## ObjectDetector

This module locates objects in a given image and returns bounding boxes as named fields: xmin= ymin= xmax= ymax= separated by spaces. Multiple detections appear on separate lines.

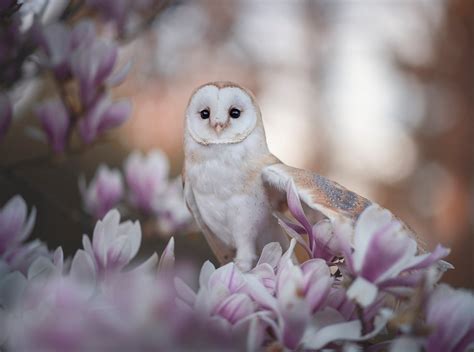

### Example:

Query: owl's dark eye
xmin=200 ymin=109 xmax=210 ymax=119
xmin=229 ymin=108 xmax=241 ymax=119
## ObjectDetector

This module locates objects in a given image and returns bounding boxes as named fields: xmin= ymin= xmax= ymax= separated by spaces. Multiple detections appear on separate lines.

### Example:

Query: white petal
xmin=0 ymin=271 xmax=28 ymax=310
xmin=70 ymin=249 xmax=96 ymax=288
xmin=278 ymin=238 xmax=297 ymax=274
xmin=127 ymin=221 xmax=142 ymax=260
xmin=158 ymin=237 xmax=175 ymax=271
xmin=199 ymin=260 xmax=216 ymax=288
xmin=18 ymin=206 xmax=36 ymax=242
xmin=244 ymin=274 xmax=278 ymax=311
xmin=130 ymin=252 xmax=158 ymax=274
xmin=346 ymin=276 xmax=378 ymax=308
xmin=82 ymin=234 xmax=94 ymax=258
xmin=257 ymin=242 xmax=282 ymax=268
xmin=303 ymin=319 xmax=362 ymax=349
xmin=27 ymin=256 xmax=57 ymax=282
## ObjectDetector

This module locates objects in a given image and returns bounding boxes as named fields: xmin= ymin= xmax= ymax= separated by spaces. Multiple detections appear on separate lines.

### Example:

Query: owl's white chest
xmin=185 ymin=141 xmax=272 ymax=247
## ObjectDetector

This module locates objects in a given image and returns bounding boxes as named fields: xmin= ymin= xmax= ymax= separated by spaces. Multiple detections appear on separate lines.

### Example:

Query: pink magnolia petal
xmin=174 ymin=277 xmax=196 ymax=307
xmin=97 ymin=99 xmax=131 ymax=133
xmin=0 ymin=195 xmax=31 ymax=251
xmin=359 ymin=221 xmax=416 ymax=283
xmin=199 ymin=260 xmax=216 ymax=289
xmin=286 ymin=179 xmax=315 ymax=250
xmin=209 ymin=263 xmax=245 ymax=293
xmin=353 ymin=205 xmax=393 ymax=271
xmin=106 ymin=60 xmax=132 ymax=87
xmin=35 ymin=99 xmax=70 ymax=153
xmin=158 ymin=237 xmax=175 ymax=272
xmin=249 ymin=263 xmax=276 ymax=294
xmin=277 ymin=217 xmax=311 ymax=256
xmin=70 ymin=250 xmax=97 ymax=287
xmin=215 ymin=293 xmax=254 ymax=325
xmin=403 ymin=244 xmax=451 ymax=272
xmin=256 ymin=242 xmax=282 ymax=268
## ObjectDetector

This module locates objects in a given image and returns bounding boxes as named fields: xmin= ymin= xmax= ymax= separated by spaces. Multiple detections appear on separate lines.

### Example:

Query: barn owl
xmin=183 ymin=81 xmax=382 ymax=271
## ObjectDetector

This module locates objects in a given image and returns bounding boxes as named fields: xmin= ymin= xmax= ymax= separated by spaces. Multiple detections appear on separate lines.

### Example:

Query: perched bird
xmin=183 ymin=81 xmax=397 ymax=271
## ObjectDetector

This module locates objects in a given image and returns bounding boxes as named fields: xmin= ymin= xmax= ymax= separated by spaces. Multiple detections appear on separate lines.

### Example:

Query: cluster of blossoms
xmin=79 ymin=149 xmax=193 ymax=234
xmin=34 ymin=19 xmax=132 ymax=152
xmin=1 ymin=187 xmax=473 ymax=351
xmin=0 ymin=0 xmax=34 ymax=142
xmin=0 ymin=0 xmax=134 ymax=151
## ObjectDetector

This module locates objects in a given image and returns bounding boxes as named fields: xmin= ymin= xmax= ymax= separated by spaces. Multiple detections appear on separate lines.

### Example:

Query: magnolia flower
xmin=78 ymin=96 xmax=132 ymax=144
xmin=35 ymin=98 xmax=70 ymax=153
xmin=124 ymin=150 xmax=170 ymax=214
xmin=175 ymin=260 xmax=260 ymax=335
xmin=79 ymin=165 xmax=124 ymax=219
xmin=82 ymin=209 xmax=141 ymax=274
xmin=3 ymin=239 xmax=49 ymax=274
xmin=276 ymin=259 xmax=333 ymax=348
xmin=0 ymin=195 xmax=36 ymax=254
xmin=155 ymin=177 xmax=194 ymax=234
xmin=424 ymin=284 xmax=474 ymax=352
xmin=35 ymin=20 xmax=96 ymax=80
xmin=0 ymin=93 xmax=12 ymax=141
xmin=279 ymin=180 xmax=348 ymax=262
xmin=71 ymin=39 xmax=118 ymax=107
xmin=343 ymin=205 xmax=451 ymax=307
xmin=35 ymin=22 xmax=72 ymax=79
xmin=245 ymin=240 xmax=335 ymax=349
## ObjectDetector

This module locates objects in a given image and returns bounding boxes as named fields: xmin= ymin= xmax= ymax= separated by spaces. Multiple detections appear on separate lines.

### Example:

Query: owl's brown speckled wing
xmin=262 ymin=163 xmax=372 ymax=222
xmin=183 ymin=181 xmax=235 ymax=265
xmin=262 ymin=163 xmax=426 ymax=250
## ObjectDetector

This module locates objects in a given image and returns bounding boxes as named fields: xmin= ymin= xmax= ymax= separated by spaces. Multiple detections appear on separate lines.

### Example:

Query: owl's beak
xmin=213 ymin=122 xmax=227 ymax=134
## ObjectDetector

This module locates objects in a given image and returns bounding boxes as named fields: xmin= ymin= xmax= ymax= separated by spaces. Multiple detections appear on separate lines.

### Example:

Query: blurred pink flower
xmin=425 ymin=284 xmax=474 ymax=352
xmin=0 ymin=195 xmax=36 ymax=254
xmin=155 ymin=177 xmax=194 ymax=234
xmin=343 ymin=205 xmax=451 ymax=307
xmin=280 ymin=180 xmax=347 ymax=262
xmin=176 ymin=260 xmax=260 ymax=333
xmin=124 ymin=150 xmax=170 ymax=214
xmin=35 ymin=19 xmax=131 ymax=145
xmin=0 ymin=92 xmax=12 ymax=141
xmin=276 ymin=259 xmax=333 ymax=348
xmin=70 ymin=39 xmax=117 ymax=107
xmin=3 ymin=239 xmax=49 ymax=274
xmin=79 ymin=165 xmax=124 ymax=219
xmin=35 ymin=20 xmax=96 ymax=80
xmin=78 ymin=96 xmax=132 ymax=144
xmin=35 ymin=98 xmax=70 ymax=153
xmin=82 ymin=209 xmax=141 ymax=274
xmin=244 ymin=240 xmax=335 ymax=349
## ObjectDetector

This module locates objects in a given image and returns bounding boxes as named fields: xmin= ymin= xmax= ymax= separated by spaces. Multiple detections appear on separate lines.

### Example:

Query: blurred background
xmin=1 ymin=0 xmax=472 ymax=288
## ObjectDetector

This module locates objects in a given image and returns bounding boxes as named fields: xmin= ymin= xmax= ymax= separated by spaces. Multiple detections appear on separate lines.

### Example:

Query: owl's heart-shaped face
xmin=185 ymin=84 xmax=259 ymax=145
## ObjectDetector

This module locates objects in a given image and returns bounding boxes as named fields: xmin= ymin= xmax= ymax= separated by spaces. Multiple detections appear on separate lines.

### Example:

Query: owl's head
xmin=185 ymin=82 xmax=263 ymax=145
